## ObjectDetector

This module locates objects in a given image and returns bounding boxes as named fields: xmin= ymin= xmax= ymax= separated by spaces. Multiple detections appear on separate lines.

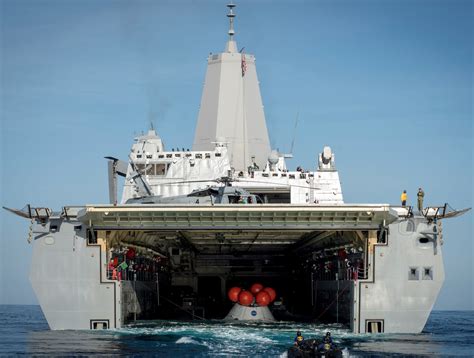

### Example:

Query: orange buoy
xmin=228 ymin=287 xmax=242 ymax=302
xmin=238 ymin=290 xmax=254 ymax=306
xmin=263 ymin=287 xmax=276 ymax=302
xmin=256 ymin=291 xmax=271 ymax=306
xmin=250 ymin=283 xmax=264 ymax=295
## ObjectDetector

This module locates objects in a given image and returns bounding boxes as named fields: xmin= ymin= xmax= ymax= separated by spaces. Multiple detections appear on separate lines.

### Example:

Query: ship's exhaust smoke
xmin=118 ymin=3 xmax=172 ymax=133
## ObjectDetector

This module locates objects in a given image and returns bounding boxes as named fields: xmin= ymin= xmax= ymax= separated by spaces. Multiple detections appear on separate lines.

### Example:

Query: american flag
xmin=241 ymin=52 xmax=247 ymax=77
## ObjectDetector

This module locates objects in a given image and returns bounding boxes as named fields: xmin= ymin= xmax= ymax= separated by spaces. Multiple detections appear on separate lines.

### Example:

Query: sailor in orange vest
xmin=401 ymin=190 xmax=407 ymax=206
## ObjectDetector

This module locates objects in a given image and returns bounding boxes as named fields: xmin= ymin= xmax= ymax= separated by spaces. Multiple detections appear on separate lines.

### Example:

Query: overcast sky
xmin=1 ymin=0 xmax=472 ymax=309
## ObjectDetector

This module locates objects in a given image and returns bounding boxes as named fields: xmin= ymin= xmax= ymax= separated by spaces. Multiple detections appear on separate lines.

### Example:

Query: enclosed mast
xmin=193 ymin=3 xmax=271 ymax=171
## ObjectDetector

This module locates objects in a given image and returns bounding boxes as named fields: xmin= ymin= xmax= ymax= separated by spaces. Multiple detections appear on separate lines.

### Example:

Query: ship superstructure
xmin=5 ymin=4 xmax=469 ymax=333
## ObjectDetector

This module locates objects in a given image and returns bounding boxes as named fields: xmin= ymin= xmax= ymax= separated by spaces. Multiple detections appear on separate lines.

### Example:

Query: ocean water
xmin=0 ymin=305 xmax=472 ymax=357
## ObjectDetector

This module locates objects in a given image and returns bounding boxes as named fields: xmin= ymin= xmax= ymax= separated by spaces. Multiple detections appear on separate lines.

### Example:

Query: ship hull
xmin=28 ymin=205 xmax=443 ymax=333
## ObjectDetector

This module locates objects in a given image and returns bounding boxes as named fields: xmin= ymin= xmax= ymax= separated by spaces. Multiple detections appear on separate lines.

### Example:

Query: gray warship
xmin=5 ymin=4 xmax=470 ymax=333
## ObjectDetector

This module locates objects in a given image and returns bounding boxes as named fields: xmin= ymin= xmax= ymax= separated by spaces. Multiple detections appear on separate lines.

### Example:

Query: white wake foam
xmin=176 ymin=336 xmax=200 ymax=345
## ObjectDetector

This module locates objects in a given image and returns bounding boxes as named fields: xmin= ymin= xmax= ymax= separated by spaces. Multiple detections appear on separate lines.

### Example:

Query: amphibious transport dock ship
xmin=6 ymin=4 xmax=469 ymax=333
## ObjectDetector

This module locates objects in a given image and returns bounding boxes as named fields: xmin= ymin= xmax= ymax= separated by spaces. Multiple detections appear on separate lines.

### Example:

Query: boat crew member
xmin=294 ymin=331 xmax=304 ymax=346
xmin=417 ymin=187 xmax=425 ymax=212
xmin=401 ymin=190 xmax=407 ymax=206
xmin=318 ymin=332 xmax=334 ymax=351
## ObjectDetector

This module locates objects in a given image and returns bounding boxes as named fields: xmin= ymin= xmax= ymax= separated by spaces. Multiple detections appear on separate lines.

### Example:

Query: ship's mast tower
xmin=192 ymin=3 xmax=271 ymax=171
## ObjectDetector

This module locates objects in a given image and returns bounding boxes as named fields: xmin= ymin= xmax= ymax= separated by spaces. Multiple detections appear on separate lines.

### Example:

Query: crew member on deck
xmin=417 ymin=187 xmax=425 ymax=212
xmin=401 ymin=190 xmax=407 ymax=207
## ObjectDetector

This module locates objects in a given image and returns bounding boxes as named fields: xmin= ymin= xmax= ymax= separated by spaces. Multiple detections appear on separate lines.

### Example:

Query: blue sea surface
xmin=0 ymin=305 xmax=472 ymax=356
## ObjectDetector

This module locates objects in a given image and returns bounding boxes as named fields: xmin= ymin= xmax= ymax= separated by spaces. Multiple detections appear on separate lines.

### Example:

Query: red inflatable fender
xmin=256 ymin=291 xmax=271 ymax=306
xmin=250 ymin=283 xmax=264 ymax=295
xmin=262 ymin=287 xmax=276 ymax=302
xmin=227 ymin=287 xmax=242 ymax=302
xmin=238 ymin=290 xmax=254 ymax=306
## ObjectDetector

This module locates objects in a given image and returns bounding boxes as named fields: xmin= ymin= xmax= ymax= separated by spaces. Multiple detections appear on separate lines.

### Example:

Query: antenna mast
xmin=225 ymin=3 xmax=237 ymax=53
xmin=290 ymin=111 xmax=300 ymax=155
xmin=227 ymin=3 xmax=236 ymax=40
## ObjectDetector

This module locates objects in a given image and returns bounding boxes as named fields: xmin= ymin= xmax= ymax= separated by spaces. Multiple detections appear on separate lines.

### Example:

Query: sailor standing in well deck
xmin=417 ymin=188 xmax=425 ymax=212
xmin=401 ymin=190 xmax=407 ymax=207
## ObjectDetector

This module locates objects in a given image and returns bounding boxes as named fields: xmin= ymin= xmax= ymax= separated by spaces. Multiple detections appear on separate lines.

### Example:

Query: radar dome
xmin=323 ymin=146 xmax=332 ymax=159
xmin=321 ymin=146 xmax=332 ymax=164
xmin=268 ymin=150 xmax=279 ymax=165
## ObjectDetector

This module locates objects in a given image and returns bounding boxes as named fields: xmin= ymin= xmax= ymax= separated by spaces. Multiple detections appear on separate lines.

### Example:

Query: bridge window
xmin=135 ymin=164 xmax=146 ymax=174
xmin=157 ymin=164 xmax=166 ymax=175
xmin=135 ymin=164 xmax=168 ymax=176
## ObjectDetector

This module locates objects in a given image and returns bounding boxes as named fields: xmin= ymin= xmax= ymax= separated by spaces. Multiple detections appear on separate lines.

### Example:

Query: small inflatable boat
xmin=287 ymin=339 xmax=342 ymax=358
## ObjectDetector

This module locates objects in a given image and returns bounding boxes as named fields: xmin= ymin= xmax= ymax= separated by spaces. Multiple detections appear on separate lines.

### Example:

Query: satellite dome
xmin=321 ymin=146 xmax=333 ymax=164
xmin=268 ymin=150 xmax=279 ymax=165
xmin=323 ymin=146 xmax=332 ymax=160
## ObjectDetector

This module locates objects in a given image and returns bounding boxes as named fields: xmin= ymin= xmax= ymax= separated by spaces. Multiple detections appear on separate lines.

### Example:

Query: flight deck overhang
xmin=77 ymin=204 xmax=398 ymax=231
